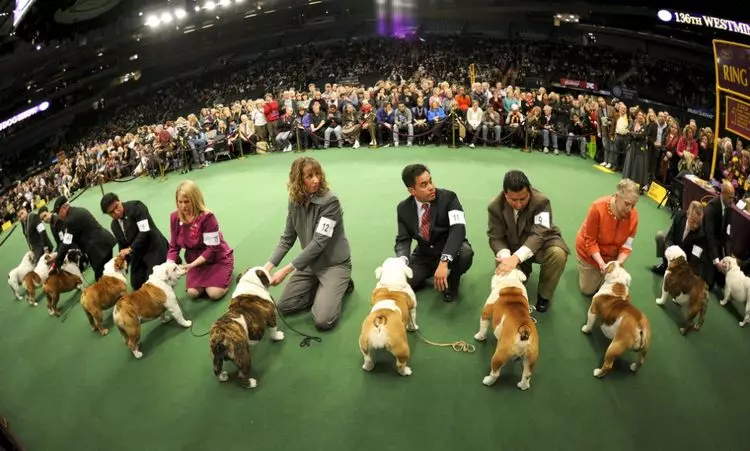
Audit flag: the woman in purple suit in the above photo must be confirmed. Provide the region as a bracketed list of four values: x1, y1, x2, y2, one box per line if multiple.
[167, 180, 234, 300]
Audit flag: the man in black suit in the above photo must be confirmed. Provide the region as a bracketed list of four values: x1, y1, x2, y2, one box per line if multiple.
[651, 200, 707, 277]
[38, 206, 65, 250]
[395, 164, 474, 302]
[702, 181, 735, 289]
[17, 203, 53, 263]
[52, 196, 116, 281]
[101, 193, 169, 290]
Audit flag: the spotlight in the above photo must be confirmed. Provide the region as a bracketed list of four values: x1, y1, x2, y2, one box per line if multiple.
[194, 5, 201, 11]
[175, 8, 187, 19]
[219, 0, 231, 6]
[161, 12, 173, 23]
[657, 9, 673, 22]
[205, 1, 216, 10]
[35, 44, 41, 50]
[145, 14, 160, 27]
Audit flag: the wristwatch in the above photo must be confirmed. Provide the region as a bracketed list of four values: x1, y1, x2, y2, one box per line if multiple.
[440, 254, 452, 263]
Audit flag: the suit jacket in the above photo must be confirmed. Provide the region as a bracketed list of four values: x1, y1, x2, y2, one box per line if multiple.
[55, 206, 117, 268]
[22, 212, 53, 261]
[395, 188, 468, 260]
[487, 188, 569, 258]
[665, 209, 707, 274]
[50, 213, 66, 251]
[702, 196, 729, 263]
[110, 200, 169, 270]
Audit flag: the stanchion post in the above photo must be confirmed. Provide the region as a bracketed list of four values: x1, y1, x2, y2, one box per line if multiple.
[295, 126, 301, 153]
[448, 110, 458, 149]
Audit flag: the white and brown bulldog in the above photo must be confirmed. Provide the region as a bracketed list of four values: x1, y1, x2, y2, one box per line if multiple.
[582, 261, 651, 378]
[359, 257, 418, 376]
[719, 256, 750, 327]
[474, 269, 538, 390]
[44, 249, 87, 316]
[22, 252, 54, 306]
[210, 266, 284, 389]
[8, 251, 35, 301]
[80, 255, 129, 335]
[113, 261, 191, 359]
[657, 245, 708, 335]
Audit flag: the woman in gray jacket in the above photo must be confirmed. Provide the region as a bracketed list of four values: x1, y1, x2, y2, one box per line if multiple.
[265, 157, 354, 330]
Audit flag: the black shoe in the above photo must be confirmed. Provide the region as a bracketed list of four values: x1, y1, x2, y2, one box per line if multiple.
[535, 296, 549, 313]
[345, 279, 355, 294]
[443, 289, 458, 302]
[650, 263, 667, 275]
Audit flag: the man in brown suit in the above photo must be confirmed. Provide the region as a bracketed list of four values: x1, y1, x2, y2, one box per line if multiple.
[487, 170, 569, 312]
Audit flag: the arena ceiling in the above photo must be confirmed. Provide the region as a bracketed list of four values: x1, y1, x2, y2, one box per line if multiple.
[0, 0, 745, 138]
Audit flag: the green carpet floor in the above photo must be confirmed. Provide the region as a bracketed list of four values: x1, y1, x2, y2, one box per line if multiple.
[1, 146, 749, 451]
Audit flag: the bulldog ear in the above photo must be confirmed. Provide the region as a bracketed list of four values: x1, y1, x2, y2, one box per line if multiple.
[605, 261, 617, 274]
[375, 266, 383, 279]
[255, 268, 271, 287]
[404, 266, 413, 280]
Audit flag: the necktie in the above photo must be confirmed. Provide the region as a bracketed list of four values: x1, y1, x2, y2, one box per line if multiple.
[420, 203, 430, 241]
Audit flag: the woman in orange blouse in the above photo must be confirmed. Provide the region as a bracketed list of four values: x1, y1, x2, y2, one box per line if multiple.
[575, 179, 640, 295]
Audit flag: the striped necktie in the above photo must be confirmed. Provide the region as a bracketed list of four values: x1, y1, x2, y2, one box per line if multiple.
[420, 203, 430, 241]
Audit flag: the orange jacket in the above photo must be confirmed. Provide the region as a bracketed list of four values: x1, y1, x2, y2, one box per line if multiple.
[576, 196, 638, 267]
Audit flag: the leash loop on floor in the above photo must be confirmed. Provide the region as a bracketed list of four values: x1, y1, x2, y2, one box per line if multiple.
[414, 330, 476, 353]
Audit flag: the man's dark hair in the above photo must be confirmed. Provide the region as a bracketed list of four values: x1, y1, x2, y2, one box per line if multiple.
[100, 193, 119, 214]
[38, 206, 48, 215]
[503, 170, 531, 193]
[402, 164, 430, 188]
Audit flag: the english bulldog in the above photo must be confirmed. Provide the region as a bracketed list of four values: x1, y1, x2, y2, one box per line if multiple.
[44, 249, 87, 316]
[582, 261, 651, 378]
[210, 267, 284, 389]
[8, 251, 35, 300]
[80, 256, 129, 335]
[657, 245, 708, 335]
[22, 252, 54, 306]
[113, 261, 191, 359]
[719, 256, 750, 327]
[474, 269, 538, 390]
[359, 257, 417, 376]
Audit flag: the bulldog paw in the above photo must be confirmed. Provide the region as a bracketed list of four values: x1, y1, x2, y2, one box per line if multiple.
[179, 320, 192, 328]
[482, 375, 497, 386]
[720, 299, 729, 306]
[629, 362, 639, 372]
[133, 350, 143, 359]
[593, 368, 603, 378]
[407, 323, 419, 331]
[679, 327, 688, 335]
[270, 330, 285, 341]
[399, 366, 413, 376]
[161, 314, 172, 323]
[655, 298, 665, 306]
[517, 380, 530, 391]
[581, 325, 592, 334]
[362, 359, 375, 372]
[740, 320, 748, 327]
[473, 332, 487, 341]
[693, 323, 702, 331]
[245, 378, 258, 389]
[218, 371, 229, 382]
[99, 328, 110, 336]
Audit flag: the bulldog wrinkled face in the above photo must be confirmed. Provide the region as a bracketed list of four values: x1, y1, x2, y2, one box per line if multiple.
[664, 245, 687, 263]
[491, 268, 527, 290]
[721, 256, 738, 272]
[603, 261, 631, 286]
[238, 267, 271, 288]
[375, 258, 413, 286]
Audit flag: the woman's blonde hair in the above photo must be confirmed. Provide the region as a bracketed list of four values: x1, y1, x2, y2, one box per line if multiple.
[687, 200, 704, 217]
[615, 178, 640, 200]
[287, 157, 330, 204]
[175, 180, 210, 223]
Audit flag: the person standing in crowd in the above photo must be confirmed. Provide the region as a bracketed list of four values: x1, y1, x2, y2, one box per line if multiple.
[167, 180, 234, 300]
[18, 203, 53, 263]
[395, 164, 474, 302]
[265, 157, 354, 330]
[487, 170, 569, 312]
[101, 193, 169, 291]
[575, 179, 640, 296]
[651, 200, 707, 277]
[52, 196, 117, 280]
[703, 180, 735, 291]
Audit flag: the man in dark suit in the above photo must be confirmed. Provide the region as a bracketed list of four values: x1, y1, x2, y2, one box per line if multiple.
[52, 196, 116, 281]
[395, 164, 474, 302]
[651, 200, 707, 277]
[703, 181, 735, 290]
[101, 193, 169, 290]
[17, 203, 53, 263]
[487, 170, 569, 312]
[39, 206, 65, 250]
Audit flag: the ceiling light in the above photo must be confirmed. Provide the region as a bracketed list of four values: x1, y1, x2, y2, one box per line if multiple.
[145, 14, 160, 27]
[161, 12, 173, 23]
[219, 0, 231, 6]
[205, 1, 216, 10]
[35, 44, 41, 50]
[138, 11, 143, 16]
[98, 51, 103, 56]
[175, 8, 187, 19]
[129, 54, 139, 60]
[194, 5, 201, 11]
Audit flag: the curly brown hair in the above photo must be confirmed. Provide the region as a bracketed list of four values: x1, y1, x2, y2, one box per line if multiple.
[287, 157, 330, 204]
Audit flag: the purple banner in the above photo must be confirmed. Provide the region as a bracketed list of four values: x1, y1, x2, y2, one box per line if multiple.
[714, 40, 750, 100]
[726, 96, 750, 141]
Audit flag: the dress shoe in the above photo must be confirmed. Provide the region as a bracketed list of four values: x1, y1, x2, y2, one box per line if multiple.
[443, 289, 459, 302]
[650, 263, 666, 275]
[346, 279, 355, 294]
[535, 296, 550, 313]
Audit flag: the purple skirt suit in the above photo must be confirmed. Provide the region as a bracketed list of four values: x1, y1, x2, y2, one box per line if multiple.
[166, 211, 234, 290]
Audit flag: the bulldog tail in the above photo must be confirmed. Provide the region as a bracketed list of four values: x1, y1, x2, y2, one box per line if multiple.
[211, 340, 229, 368]
[518, 324, 532, 341]
[373, 314, 388, 328]
[368, 315, 390, 349]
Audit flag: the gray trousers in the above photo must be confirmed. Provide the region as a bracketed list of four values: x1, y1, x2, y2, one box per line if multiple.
[277, 260, 352, 330]
[655, 231, 667, 264]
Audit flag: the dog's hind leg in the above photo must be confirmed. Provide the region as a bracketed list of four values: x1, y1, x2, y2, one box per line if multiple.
[164, 297, 192, 328]
[518, 354, 536, 391]
[473, 304, 493, 341]
[594, 340, 627, 378]
[359, 334, 374, 372]
[483, 346, 511, 386]
[265, 311, 284, 341]
[581, 305, 597, 334]
[741, 294, 750, 327]
[234, 344, 256, 389]
[391, 333, 411, 376]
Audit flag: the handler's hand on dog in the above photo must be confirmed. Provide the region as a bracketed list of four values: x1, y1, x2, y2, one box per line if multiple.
[269, 266, 291, 286]
[434, 263, 448, 292]
[495, 256, 519, 275]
